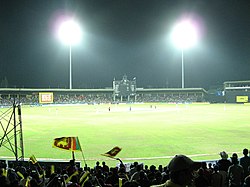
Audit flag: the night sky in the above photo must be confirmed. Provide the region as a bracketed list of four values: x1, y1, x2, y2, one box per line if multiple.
[1, 0, 250, 90]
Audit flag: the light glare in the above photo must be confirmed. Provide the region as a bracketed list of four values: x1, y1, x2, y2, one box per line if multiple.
[171, 20, 198, 49]
[58, 20, 82, 45]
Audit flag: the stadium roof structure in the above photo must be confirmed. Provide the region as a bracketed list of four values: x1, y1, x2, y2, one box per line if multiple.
[0, 87, 207, 95]
[223, 80, 250, 89]
[137, 87, 207, 93]
[0, 88, 113, 95]
[224, 80, 250, 84]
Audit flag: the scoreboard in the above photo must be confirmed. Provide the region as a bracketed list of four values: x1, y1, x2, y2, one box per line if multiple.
[113, 75, 136, 97]
[39, 92, 53, 104]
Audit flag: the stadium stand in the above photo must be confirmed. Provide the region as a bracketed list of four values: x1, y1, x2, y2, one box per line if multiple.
[0, 150, 249, 187]
[0, 87, 207, 106]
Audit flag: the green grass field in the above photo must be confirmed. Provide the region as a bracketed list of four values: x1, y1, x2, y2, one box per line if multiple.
[1, 103, 250, 167]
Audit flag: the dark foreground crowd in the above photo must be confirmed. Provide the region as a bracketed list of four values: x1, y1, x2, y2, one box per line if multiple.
[1, 149, 250, 187]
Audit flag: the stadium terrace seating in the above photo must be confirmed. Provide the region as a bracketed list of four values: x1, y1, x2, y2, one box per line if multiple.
[0, 93, 204, 106]
[0, 151, 249, 187]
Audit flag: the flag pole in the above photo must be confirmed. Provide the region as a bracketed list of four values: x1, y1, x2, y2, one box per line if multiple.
[77, 136, 87, 167]
[37, 162, 43, 171]
[80, 150, 87, 167]
[72, 151, 75, 161]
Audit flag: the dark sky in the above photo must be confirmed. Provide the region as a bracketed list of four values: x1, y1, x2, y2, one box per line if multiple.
[1, 0, 250, 90]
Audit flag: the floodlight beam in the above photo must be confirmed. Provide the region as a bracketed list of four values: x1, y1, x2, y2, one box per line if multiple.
[58, 19, 82, 89]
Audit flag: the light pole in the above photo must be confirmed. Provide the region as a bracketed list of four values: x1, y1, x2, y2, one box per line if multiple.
[181, 48, 184, 88]
[69, 44, 72, 89]
[171, 20, 198, 88]
[58, 19, 82, 89]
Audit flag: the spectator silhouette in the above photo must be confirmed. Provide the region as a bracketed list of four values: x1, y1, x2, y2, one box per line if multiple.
[105, 167, 119, 186]
[201, 161, 212, 185]
[211, 165, 223, 187]
[66, 159, 77, 176]
[118, 165, 129, 183]
[7, 162, 19, 184]
[138, 170, 150, 187]
[94, 161, 102, 172]
[151, 154, 201, 187]
[217, 151, 232, 172]
[194, 168, 210, 187]
[240, 148, 250, 179]
[102, 161, 110, 174]
[129, 162, 139, 177]
[243, 166, 250, 187]
[130, 164, 142, 182]
[228, 153, 244, 187]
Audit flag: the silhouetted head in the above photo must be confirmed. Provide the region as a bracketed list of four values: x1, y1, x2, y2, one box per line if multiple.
[220, 151, 228, 160]
[231, 153, 238, 159]
[214, 165, 219, 172]
[243, 148, 249, 156]
[197, 168, 204, 176]
[69, 159, 75, 166]
[168, 155, 201, 173]
[231, 157, 239, 165]
[168, 155, 201, 186]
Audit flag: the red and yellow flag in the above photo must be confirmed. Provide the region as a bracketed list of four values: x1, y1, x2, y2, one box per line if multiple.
[101, 146, 122, 158]
[53, 137, 82, 151]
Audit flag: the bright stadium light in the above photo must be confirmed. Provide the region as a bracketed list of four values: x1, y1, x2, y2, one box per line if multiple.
[58, 19, 82, 89]
[171, 20, 198, 88]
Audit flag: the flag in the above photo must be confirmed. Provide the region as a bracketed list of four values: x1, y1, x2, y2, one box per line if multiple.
[51, 165, 55, 174]
[119, 178, 123, 187]
[53, 137, 82, 151]
[101, 146, 122, 158]
[29, 155, 38, 164]
[25, 177, 30, 187]
[66, 170, 79, 183]
[79, 171, 90, 184]
[17, 171, 24, 179]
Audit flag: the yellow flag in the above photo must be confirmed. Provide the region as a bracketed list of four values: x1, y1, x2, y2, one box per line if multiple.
[29, 155, 38, 164]
[119, 178, 123, 187]
[79, 171, 90, 183]
[17, 171, 24, 179]
[50, 164, 55, 174]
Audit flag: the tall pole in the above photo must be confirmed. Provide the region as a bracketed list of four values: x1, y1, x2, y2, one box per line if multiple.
[172, 20, 198, 89]
[58, 19, 81, 89]
[18, 104, 24, 161]
[181, 48, 184, 89]
[69, 44, 72, 89]
[13, 102, 18, 161]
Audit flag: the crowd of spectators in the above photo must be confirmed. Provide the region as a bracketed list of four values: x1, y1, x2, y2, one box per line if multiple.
[135, 94, 204, 103]
[53, 94, 112, 105]
[0, 94, 113, 106]
[1, 149, 250, 187]
[0, 93, 205, 107]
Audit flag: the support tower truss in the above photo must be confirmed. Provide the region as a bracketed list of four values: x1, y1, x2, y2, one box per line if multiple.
[0, 101, 24, 161]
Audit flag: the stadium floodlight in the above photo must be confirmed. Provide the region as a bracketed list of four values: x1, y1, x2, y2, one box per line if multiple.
[58, 19, 82, 89]
[171, 20, 198, 88]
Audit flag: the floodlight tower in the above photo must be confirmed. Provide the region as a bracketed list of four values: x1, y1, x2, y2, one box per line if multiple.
[58, 19, 82, 89]
[171, 20, 198, 88]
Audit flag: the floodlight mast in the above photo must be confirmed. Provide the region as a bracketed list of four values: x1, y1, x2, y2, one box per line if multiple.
[181, 48, 184, 88]
[171, 20, 198, 88]
[58, 19, 82, 89]
[69, 44, 72, 89]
